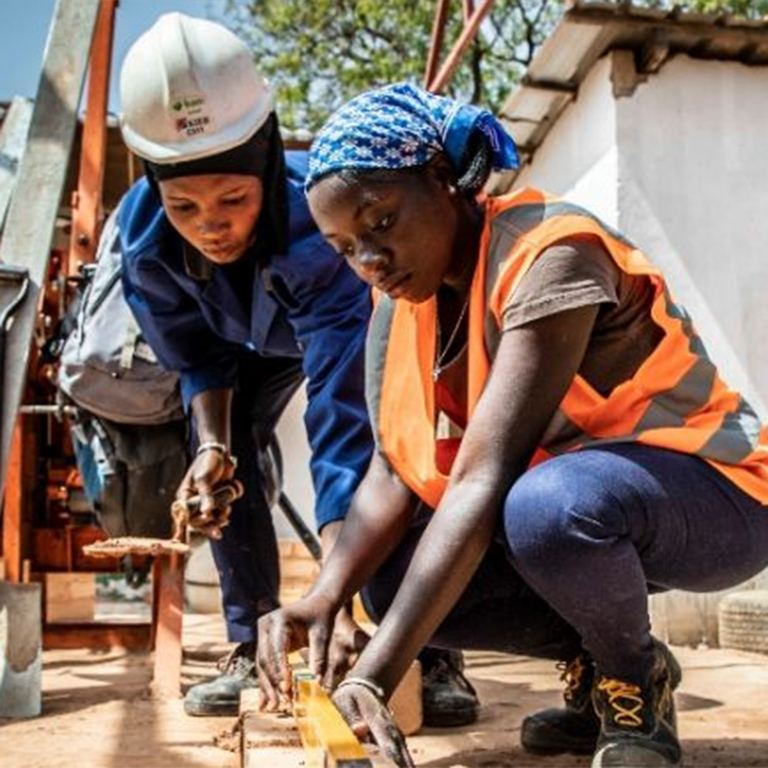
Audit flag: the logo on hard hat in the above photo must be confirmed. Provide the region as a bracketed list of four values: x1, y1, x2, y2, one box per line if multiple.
[175, 115, 211, 136]
[172, 95, 206, 113]
[171, 95, 212, 137]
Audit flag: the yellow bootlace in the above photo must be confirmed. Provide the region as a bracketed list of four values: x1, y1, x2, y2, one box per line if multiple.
[597, 677, 645, 727]
[556, 656, 587, 702]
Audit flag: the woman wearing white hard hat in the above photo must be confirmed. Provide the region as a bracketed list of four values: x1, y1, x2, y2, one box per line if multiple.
[117, 13, 479, 722]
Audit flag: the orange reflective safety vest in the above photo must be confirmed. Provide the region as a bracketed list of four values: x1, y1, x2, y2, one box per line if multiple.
[366, 188, 768, 510]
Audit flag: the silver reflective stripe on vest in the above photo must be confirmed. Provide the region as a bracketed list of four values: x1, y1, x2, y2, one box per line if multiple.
[484, 215, 526, 358]
[366, 296, 396, 450]
[634, 356, 716, 432]
[483, 202, 758, 465]
[483, 201, 636, 357]
[663, 291, 709, 358]
[698, 399, 762, 463]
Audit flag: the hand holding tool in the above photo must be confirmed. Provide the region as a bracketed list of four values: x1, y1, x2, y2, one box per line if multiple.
[171, 479, 244, 541]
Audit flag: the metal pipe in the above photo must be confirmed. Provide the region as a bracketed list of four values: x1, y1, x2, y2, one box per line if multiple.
[427, 0, 497, 94]
[424, 0, 451, 89]
[17, 404, 77, 416]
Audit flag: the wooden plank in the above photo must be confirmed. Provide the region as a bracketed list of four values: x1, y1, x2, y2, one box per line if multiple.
[0, 0, 101, 498]
[240, 689, 306, 768]
[151, 554, 185, 699]
[388, 661, 422, 737]
[0, 97, 33, 234]
[427, 0, 496, 93]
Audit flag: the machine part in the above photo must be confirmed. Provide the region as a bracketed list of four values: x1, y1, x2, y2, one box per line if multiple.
[0, 97, 33, 234]
[0, 580, 42, 717]
[265, 435, 323, 563]
[17, 403, 77, 417]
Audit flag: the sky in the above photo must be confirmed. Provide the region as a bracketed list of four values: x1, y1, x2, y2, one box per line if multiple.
[0, 0, 229, 111]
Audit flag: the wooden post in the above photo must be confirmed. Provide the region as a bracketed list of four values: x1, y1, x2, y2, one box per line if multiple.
[151, 553, 185, 699]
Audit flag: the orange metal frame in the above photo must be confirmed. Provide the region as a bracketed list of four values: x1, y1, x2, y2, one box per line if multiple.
[67, 0, 117, 275]
[1, 0, 159, 653]
[424, 0, 497, 94]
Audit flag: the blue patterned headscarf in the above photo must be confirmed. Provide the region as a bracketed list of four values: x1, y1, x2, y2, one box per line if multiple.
[306, 82, 519, 190]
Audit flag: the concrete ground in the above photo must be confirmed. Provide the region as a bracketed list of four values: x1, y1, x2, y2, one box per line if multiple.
[2, 612, 768, 768]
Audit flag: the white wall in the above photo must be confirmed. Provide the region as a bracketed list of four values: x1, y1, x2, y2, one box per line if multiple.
[617, 56, 768, 414]
[515, 55, 620, 224]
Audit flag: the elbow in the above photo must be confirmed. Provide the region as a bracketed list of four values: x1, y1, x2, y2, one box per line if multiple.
[448, 458, 512, 511]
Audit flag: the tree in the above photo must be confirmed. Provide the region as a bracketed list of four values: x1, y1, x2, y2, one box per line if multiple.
[224, 0, 565, 129]
[660, 0, 768, 15]
[224, 0, 768, 130]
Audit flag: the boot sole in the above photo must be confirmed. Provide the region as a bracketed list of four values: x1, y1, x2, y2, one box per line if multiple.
[184, 699, 239, 717]
[592, 741, 681, 767]
[521, 716, 599, 755]
[423, 705, 479, 728]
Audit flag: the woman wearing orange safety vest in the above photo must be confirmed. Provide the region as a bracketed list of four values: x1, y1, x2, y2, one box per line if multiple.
[256, 83, 768, 768]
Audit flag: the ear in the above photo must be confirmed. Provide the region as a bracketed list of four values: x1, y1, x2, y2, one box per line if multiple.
[426, 154, 458, 193]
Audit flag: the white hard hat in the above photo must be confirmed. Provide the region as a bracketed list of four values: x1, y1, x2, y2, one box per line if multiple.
[119, 12, 273, 163]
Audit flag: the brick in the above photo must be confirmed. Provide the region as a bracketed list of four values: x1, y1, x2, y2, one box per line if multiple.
[45, 572, 95, 623]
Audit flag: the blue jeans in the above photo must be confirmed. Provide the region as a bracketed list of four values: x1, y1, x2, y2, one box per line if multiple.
[209, 351, 304, 642]
[362, 444, 768, 682]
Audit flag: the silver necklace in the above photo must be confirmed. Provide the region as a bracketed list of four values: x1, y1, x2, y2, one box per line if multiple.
[433, 294, 469, 382]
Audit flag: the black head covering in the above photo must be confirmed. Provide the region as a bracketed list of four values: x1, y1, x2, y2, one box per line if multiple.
[144, 112, 289, 259]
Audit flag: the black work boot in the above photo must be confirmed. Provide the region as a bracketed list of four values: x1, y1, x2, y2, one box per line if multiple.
[591, 642, 683, 767]
[521, 651, 600, 755]
[184, 641, 257, 717]
[421, 649, 480, 727]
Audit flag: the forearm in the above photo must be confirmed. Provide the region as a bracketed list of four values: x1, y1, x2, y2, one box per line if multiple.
[310, 455, 416, 612]
[320, 521, 343, 561]
[189, 388, 233, 446]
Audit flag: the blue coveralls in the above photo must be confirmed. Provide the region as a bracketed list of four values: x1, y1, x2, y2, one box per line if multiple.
[119, 152, 373, 641]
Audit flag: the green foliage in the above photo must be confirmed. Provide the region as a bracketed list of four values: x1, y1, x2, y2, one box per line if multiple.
[223, 0, 767, 130]
[658, 0, 768, 15]
[225, 0, 567, 129]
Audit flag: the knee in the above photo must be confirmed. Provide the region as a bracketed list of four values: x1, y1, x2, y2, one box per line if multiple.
[503, 457, 620, 571]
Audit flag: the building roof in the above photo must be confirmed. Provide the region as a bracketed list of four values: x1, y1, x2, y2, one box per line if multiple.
[498, 1, 768, 183]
